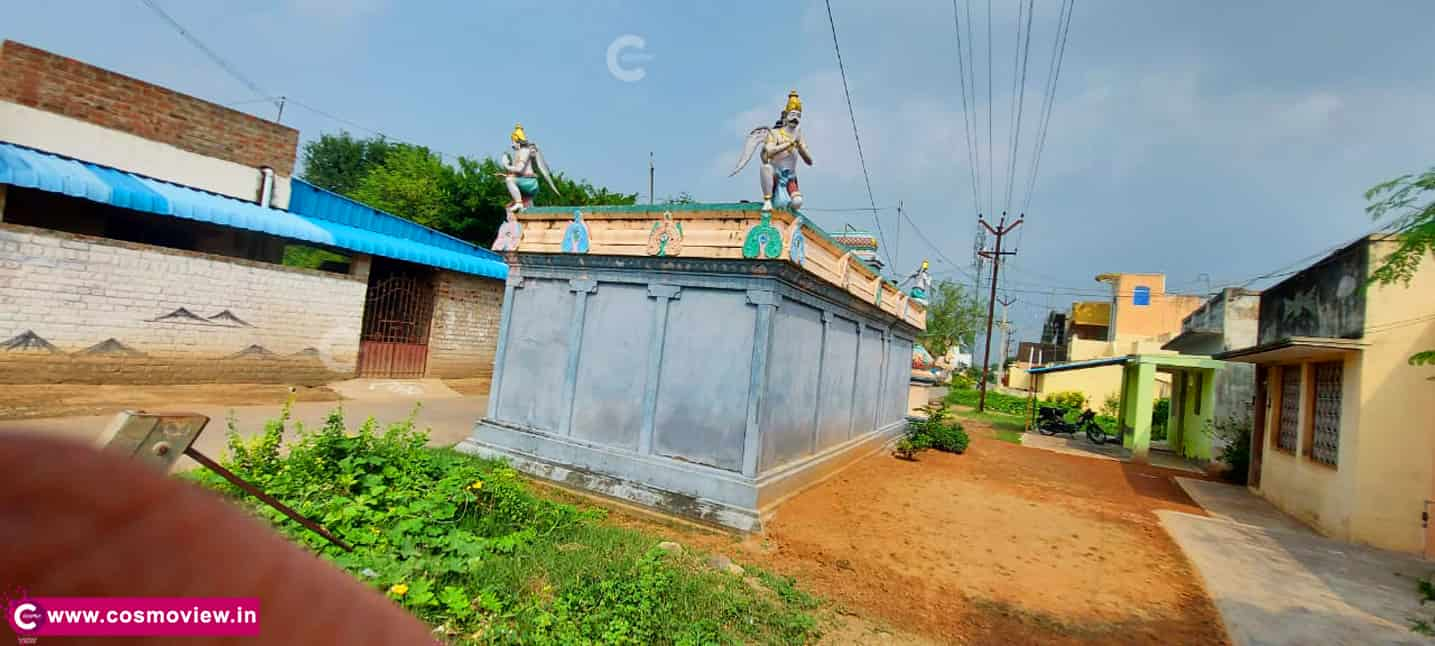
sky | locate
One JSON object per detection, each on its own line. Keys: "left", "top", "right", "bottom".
{"left": 6, "top": 0, "right": 1434, "bottom": 356}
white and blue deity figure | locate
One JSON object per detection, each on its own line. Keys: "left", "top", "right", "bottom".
{"left": 729, "top": 90, "right": 813, "bottom": 212}
{"left": 500, "top": 123, "right": 560, "bottom": 216}
{"left": 904, "top": 260, "right": 933, "bottom": 305}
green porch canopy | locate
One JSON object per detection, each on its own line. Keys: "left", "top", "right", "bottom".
{"left": 1029, "top": 354, "right": 1227, "bottom": 464}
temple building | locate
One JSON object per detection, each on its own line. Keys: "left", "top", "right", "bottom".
{"left": 459, "top": 205, "right": 925, "bottom": 530}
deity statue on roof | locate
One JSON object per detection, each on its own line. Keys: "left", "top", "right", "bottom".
{"left": 903, "top": 260, "right": 933, "bottom": 305}
{"left": 500, "top": 123, "right": 560, "bottom": 216}
{"left": 729, "top": 90, "right": 813, "bottom": 212}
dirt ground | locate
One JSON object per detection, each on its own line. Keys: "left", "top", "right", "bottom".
{"left": 0, "top": 377, "right": 494, "bottom": 421}
{"left": 606, "top": 421, "right": 1231, "bottom": 645}
{"left": 0, "top": 383, "right": 341, "bottom": 420}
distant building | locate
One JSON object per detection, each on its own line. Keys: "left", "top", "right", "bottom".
{"left": 1216, "top": 236, "right": 1435, "bottom": 556}
{"left": 0, "top": 41, "right": 506, "bottom": 385}
{"left": 1160, "top": 288, "right": 1262, "bottom": 462}
{"left": 1066, "top": 301, "right": 1111, "bottom": 344}
{"left": 1024, "top": 272, "right": 1204, "bottom": 406}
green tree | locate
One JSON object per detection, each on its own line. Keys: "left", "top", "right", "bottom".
{"left": 299, "top": 132, "right": 402, "bottom": 196}
{"left": 298, "top": 132, "right": 638, "bottom": 246}
{"left": 1364, "top": 167, "right": 1435, "bottom": 369}
{"left": 917, "top": 280, "right": 983, "bottom": 359}
{"left": 350, "top": 146, "right": 452, "bottom": 229}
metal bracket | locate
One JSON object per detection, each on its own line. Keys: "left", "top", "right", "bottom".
{"left": 98, "top": 411, "right": 352, "bottom": 552}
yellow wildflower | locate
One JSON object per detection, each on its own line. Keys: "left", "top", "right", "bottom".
{"left": 389, "top": 583, "right": 409, "bottom": 596}
{"left": 470, "top": 480, "right": 484, "bottom": 491}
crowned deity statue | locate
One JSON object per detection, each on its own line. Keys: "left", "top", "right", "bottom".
{"left": 500, "top": 123, "right": 560, "bottom": 216}
{"left": 903, "top": 260, "right": 933, "bottom": 305}
{"left": 729, "top": 90, "right": 813, "bottom": 212}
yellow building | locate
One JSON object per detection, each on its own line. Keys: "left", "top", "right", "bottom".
{"left": 1217, "top": 236, "right": 1435, "bottom": 556}
{"left": 1024, "top": 273, "right": 1202, "bottom": 407}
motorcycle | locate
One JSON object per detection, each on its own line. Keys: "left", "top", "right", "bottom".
{"left": 1035, "top": 406, "right": 1103, "bottom": 442}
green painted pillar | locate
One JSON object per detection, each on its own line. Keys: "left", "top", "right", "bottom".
{"left": 1120, "top": 364, "right": 1138, "bottom": 449}
{"left": 1194, "top": 368, "right": 1218, "bottom": 460}
{"left": 1129, "top": 362, "right": 1157, "bottom": 464}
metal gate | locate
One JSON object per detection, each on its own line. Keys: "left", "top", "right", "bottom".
{"left": 357, "top": 270, "right": 435, "bottom": 378}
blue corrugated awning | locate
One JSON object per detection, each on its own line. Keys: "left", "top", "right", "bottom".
{"left": 0, "top": 141, "right": 507, "bottom": 280}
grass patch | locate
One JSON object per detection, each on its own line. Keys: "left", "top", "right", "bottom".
{"left": 990, "top": 428, "right": 1024, "bottom": 444}
{"left": 188, "top": 404, "right": 822, "bottom": 644}
{"left": 950, "top": 405, "right": 1029, "bottom": 433}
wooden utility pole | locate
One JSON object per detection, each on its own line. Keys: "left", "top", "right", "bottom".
{"left": 649, "top": 152, "right": 655, "bottom": 205}
{"left": 976, "top": 212, "right": 1022, "bottom": 412}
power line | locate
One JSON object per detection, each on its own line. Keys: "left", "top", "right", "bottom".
{"left": 896, "top": 207, "right": 972, "bottom": 280}
{"left": 823, "top": 0, "right": 892, "bottom": 271}
{"left": 985, "top": 0, "right": 994, "bottom": 218}
{"left": 1003, "top": 0, "right": 1034, "bottom": 215}
{"left": 139, "top": 0, "right": 277, "bottom": 109}
{"left": 284, "top": 99, "right": 471, "bottom": 162}
{"left": 951, "top": 0, "right": 982, "bottom": 222}
{"left": 1021, "top": 0, "right": 1074, "bottom": 215}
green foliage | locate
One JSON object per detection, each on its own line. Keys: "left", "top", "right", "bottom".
{"left": 1365, "top": 167, "right": 1435, "bottom": 288}
{"left": 944, "top": 387, "right": 1031, "bottom": 417}
{"left": 948, "top": 372, "right": 975, "bottom": 390}
{"left": 1365, "top": 167, "right": 1435, "bottom": 369}
{"left": 1099, "top": 392, "right": 1120, "bottom": 418}
{"left": 1204, "top": 413, "right": 1252, "bottom": 485}
{"left": 351, "top": 147, "right": 454, "bottom": 229}
{"left": 1150, "top": 397, "right": 1172, "bottom": 441}
{"left": 893, "top": 433, "right": 930, "bottom": 461}
{"left": 192, "top": 405, "right": 819, "bottom": 644}
{"left": 300, "top": 132, "right": 637, "bottom": 247}
{"left": 282, "top": 244, "right": 349, "bottom": 271}
{"left": 1046, "top": 391, "right": 1087, "bottom": 411}
{"left": 1152, "top": 397, "right": 1171, "bottom": 423}
{"left": 990, "top": 428, "right": 1024, "bottom": 444}
{"left": 895, "top": 404, "right": 970, "bottom": 459}
{"left": 917, "top": 280, "right": 983, "bottom": 359}
{"left": 300, "top": 132, "right": 405, "bottom": 197}
{"left": 1411, "top": 573, "right": 1435, "bottom": 634}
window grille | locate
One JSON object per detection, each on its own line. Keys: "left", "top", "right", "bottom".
{"left": 1276, "top": 366, "right": 1301, "bottom": 451}
{"left": 1310, "top": 362, "right": 1342, "bottom": 466}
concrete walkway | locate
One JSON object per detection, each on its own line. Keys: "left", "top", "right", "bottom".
{"left": 1161, "top": 478, "right": 1435, "bottom": 645}
{"left": 1018, "top": 431, "right": 1206, "bottom": 474}
{"left": 0, "top": 395, "right": 486, "bottom": 471}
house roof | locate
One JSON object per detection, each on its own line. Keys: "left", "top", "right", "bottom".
{"left": 1213, "top": 336, "right": 1366, "bottom": 364}
{"left": 0, "top": 141, "right": 507, "bottom": 279}
{"left": 1161, "top": 328, "right": 1223, "bottom": 353}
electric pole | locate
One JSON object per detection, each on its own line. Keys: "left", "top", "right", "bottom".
{"left": 976, "top": 212, "right": 1022, "bottom": 412}
{"left": 996, "top": 295, "right": 1015, "bottom": 387}
{"left": 649, "top": 152, "right": 655, "bottom": 205}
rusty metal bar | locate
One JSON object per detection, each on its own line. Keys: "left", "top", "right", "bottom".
{"left": 185, "top": 446, "right": 353, "bottom": 552}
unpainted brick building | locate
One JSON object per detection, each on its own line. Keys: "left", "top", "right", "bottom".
{"left": 0, "top": 41, "right": 507, "bottom": 386}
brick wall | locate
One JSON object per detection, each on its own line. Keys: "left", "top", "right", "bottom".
{"left": 0, "top": 223, "right": 365, "bottom": 384}
{"left": 425, "top": 272, "right": 504, "bottom": 379}
{"left": 0, "top": 41, "right": 299, "bottom": 175}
